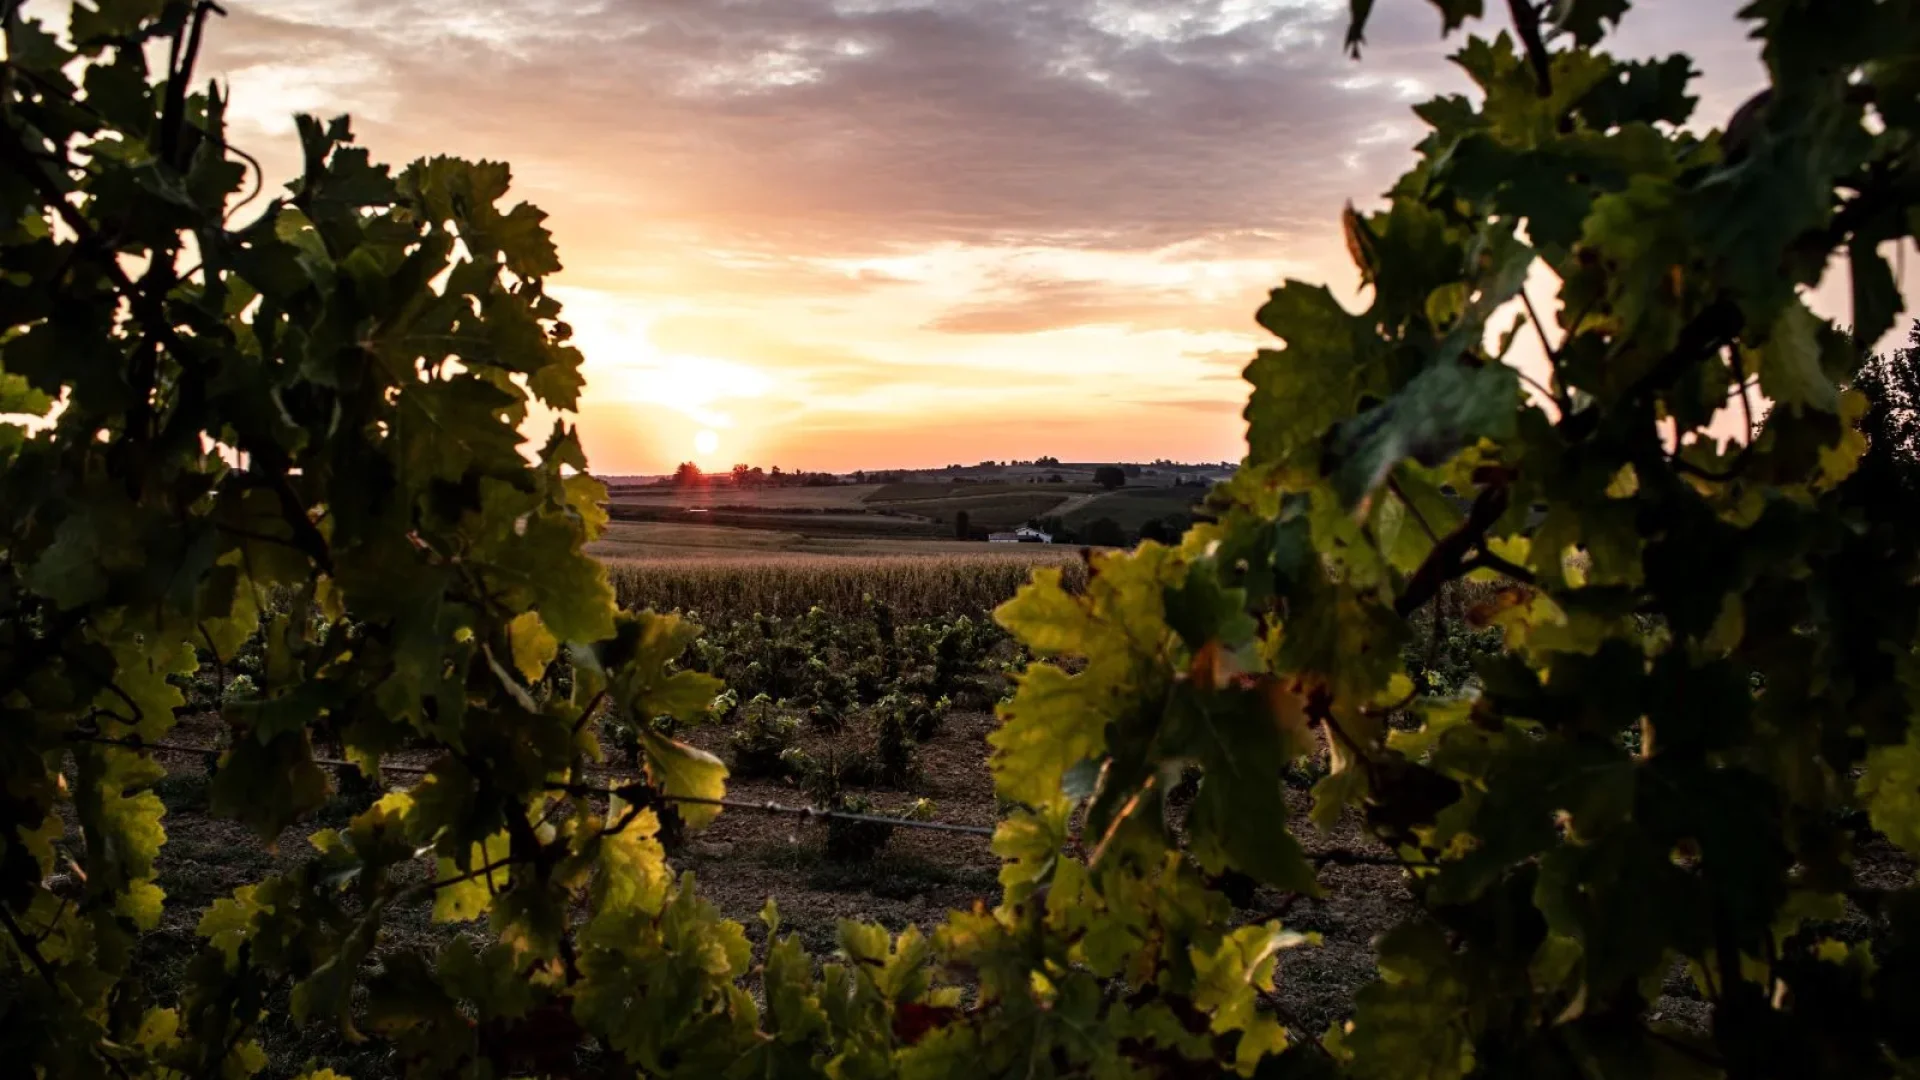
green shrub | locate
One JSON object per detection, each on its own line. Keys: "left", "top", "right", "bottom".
{"left": 726, "top": 696, "right": 803, "bottom": 779}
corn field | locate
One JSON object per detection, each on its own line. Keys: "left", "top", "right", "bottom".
{"left": 605, "top": 552, "right": 1087, "bottom": 619}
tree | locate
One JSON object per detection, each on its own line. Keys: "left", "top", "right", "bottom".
{"left": 1080, "top": 517, "right": 1126, "bottom": 547}
{"left": 7, "top": 2, "right": 1920, "bottom": 1078}
{"left": 1027, "top": 515, "right": 1072, "bottom": 543}
{"left": 674, "top": 460, "right": 703, "bottom": 486}
{"left": 1853, "top": 319, "right": 1920, "bottom": 499}
{"left": 1137, "top": 515, "right": 1191, "bottom": 546}
{"left": 954, "top": 509, "right": 971, "bottom": 539}
{"left": 1093, "top": 464, "right": 1126, "bottom": 490}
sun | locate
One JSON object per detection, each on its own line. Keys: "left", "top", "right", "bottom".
{"left": 694, "top": 429, "right": 720, "bottom": 456}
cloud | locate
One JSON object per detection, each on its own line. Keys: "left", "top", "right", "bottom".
{"left": 179, "top": 0, "right": 1781, "bottom": 471}
{"left": 925, "top": 275, "right": 1224, "bottom": 334}
{"left": 1140, "top": 396, "right": 1243, "bottom": 413}
{"left": 207, "top": 0, "right": 1470, "bottom": 253}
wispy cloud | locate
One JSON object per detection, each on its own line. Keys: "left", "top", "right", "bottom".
{"left": 170, "top": 0, "right": 1790, "bottom": 471}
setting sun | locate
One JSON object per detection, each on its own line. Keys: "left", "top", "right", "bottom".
{"left": 694, "top": 429, "right": 720, "bottom": 457}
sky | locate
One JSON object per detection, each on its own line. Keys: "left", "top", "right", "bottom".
{"left": 166, "top": 0, "right": 1918, "bottom": 474}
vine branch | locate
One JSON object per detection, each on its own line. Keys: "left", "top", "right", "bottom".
{"left": 0, "top": 903, "right": 58, "bottom": 986}
{"left": 1506, "top": 0, "right": 1553, "bottom": 97}
{"left": 1395, "top": 480, "right": 1513, "bottom": 618}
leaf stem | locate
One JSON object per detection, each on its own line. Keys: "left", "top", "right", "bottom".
{"left": 0, "top": 902, "right": 58, "bottom": 986}
{"left": 1519, "top": 288, "right": 1573, "bottom": 416}
{"left": 1460, "top": 549, "right": 1535, "bottom": 585}
{"left": 1396, "top": 481, "right": 1513, "bottom": 618}
{"left": 1506, "top": 0, "right": 1554, "bottom": 97}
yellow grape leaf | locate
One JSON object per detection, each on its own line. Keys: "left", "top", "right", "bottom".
{"left": 563, "top": 472, "right": 610, "bottom": 537}
{"left": 198, "top": 885, "right": 266, "bottom": 969}
{"left": 433, "top": 832, "right": 510, "bottom": 923}
{"left": 994, "top": 568, "right": 1096, "bottom": 656}
{"left": 640, "top": 731, "right": 728, "bottom": 829}
{"left": 1860, "top": 735, "right": 1920, "bottom": 857}
{"left": 117, "top": 880, "right": 165, "bottom": 931}
{"left": 593, "top": 802, "right": 670, "bottom": 916}
{"left": 1814, "top": 389, "right": 1869, "bottom": 489}
{"left": 507, "top": 611, "right": 558, "bottom": 683}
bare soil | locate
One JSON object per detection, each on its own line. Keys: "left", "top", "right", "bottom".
{"left": 127, "top": 709, "right": 1411, "bottom": 1076}
{"left": 122, "top": 709, "right": 1909, "bottom": 1077}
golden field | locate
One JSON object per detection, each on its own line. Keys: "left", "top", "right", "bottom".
{"left": 595, "top": 522, "right": 1086, "bottom": 618}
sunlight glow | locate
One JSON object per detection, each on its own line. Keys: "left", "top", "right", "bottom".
{"left": 550, "top": 286, "right": 773, "bottom": 428}
{"left": 694, "top": 429, "right": 720, "bottom": 456}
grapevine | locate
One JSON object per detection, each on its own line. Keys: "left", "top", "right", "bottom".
{"left": 4, "top": 1, "right": 1920, "bottom": 1078}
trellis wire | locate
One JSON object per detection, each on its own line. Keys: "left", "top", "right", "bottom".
{"left": 114, "top": 738, "right": 998, "bottom": 839}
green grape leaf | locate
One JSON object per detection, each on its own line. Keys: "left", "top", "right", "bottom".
{"left": 1346, "top": 1, "right": 1377, "bottom": 56}
{"left": 994, "top": 802, "right": 1069, "bottom": 903}
{"left": 435, "top": 937, "right": 536, "bottom": 1022}
{"left": 1850, "top": 242, "right": 1902, "bottom": 352}
{"left": 209, "top": 732, "right": 332, "bottom": 840}
{"left": 22, "top": 513, "right": 112, "bottom": 609}
{"left": 763, "top": 930, "right": 828, "bottom": 1043}
{"left": 1752, "top": 300, "right": 1840, "bottom": 412}
{"left": 1331, "top": 362, "right": 1520, "bottom": 508}
{"left": 990, "top": 663, "right": 1109, "bottom": 808}
{"left": 1247, "top": 283, "right": 1390, "bottom": 473}
{"left": 1342, "top": 922, "right": 1478, "bottom": 1080}
{"left": 1431, "top": 0, "right": 1485, "bottom": 32}
{"left": 69, "top": 0, "right": 170, "bottom": 43}
{"left": 1178, "top": 686, "right": 1321, "bottom": 894}
{"left": 291, "top": 910, "right": 381, "bottom": 1039}
{"left": 0, "top": 370, "right": 52, "bottom": 415}
{"left": 1190, "top": 923, "right": 1312, "bottom": 1074}
{"left": 490, "top": 201, "right": 564, "bottom": 278}
{"left": 1550, "top": 0, "right": 1630, "bottom": 45}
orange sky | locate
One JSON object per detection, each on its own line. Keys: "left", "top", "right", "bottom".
{"left": 165, "top": 0, "right": 1920, "bottom": 474}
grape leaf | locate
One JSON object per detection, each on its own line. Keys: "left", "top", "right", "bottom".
{"left": 1331, "top": 362, "right": 1520, "bottom": 509}
{"left": 507, "top": 611, "right": 558, "bottom": 683}
{"left": 638, "top": 732, "right": 728, "bottom": 829}
{"left": 1753, "top": 300, "right": 1840, "bottom": 412}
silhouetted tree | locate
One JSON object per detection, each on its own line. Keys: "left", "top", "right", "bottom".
{"left": 1082, "top": 517, "right": 1127, "bottom": 547}
{"left": 1094, "top": 465, "right": 1126, "bottom": 490}
{"left": 673, "top": 461, "right": 702, "bottom": 487}
{"left": 1029, "top": 516, "right": 1072, "bottom": 543}
{"left": 1138, "top": 517, "right": 1186, "bottom": 546}
{"left": 1853, "top": 319, "right": 1920, "bottom": 499}
{"left": 954, "top": 510, "right": 970, "bottom": 540}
